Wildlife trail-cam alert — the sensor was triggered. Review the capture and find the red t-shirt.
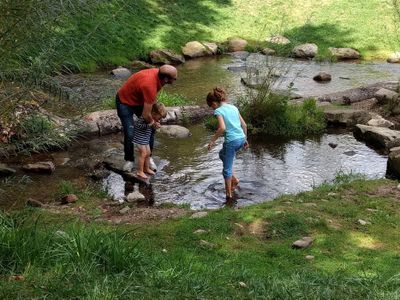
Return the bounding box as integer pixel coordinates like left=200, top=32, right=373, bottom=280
left=118, top=68, right=162, bottom=106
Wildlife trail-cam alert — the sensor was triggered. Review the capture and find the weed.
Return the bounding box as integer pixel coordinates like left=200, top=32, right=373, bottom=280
left=157, top=90, right=191, bottom=107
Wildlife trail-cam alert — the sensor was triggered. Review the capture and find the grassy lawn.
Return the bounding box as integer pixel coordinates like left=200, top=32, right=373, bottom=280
left=1, top=176, right=399, bottom=299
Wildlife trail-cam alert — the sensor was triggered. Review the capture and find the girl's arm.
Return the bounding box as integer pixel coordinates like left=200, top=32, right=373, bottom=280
left=239, top=114, right=249, bottom=150
left=208, top=115, right=225, bottom=150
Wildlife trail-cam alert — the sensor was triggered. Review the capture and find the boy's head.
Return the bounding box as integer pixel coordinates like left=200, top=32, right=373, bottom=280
left=206, top=87, right=226, bottom=108
left=152, top=103, right=167, bottom=121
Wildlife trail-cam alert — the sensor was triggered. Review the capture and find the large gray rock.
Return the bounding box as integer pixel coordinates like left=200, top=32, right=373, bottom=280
left=202, top=42, right=218, bottom=55
left=182, top=41, right=214, bottom=58
left=329, top=47, right=360, bottom=60
left=110, top=67, right=131, bottom=78
left=324, top=109, right=371, bottom=127
left=374, top=88, right=399, bottom=104
left=81, top=110, right=121, bottom=136
left=354, top=124, right=400, bottom=150
left=266, top=35, right=291, bottom=45
left=367, top=114, right=394, bottom=128
left=387, top=52, right=400, bottom=63
left=313, top=72, right=332, bottom=82
left=158, top=125, right=191, bottom=138
left=0, top=164, right=16, bottom=177
left=131, top=60, right=153, bottom=70
left=149, top=49, right=185, bottom=65
left=22, top=161, right=55, bottom=174
left=387, top=146, right=400, bottom=178
left=292, top=43, right=318, bottom=58
left=228, top=38, right=248, bottom=52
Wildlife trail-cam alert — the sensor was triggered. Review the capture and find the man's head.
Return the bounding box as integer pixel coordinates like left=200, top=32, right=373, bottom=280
left=158, top=64, right=177, bottom=85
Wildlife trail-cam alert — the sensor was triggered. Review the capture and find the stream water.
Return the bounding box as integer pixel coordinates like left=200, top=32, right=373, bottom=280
left=1, top=53, right=399, bottom=210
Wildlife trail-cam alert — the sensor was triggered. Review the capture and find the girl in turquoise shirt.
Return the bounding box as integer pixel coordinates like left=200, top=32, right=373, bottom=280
left=206, top=87, right=248, bottom=204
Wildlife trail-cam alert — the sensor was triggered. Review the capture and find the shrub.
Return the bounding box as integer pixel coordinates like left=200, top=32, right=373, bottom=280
left=237, top=90, right=325, bottom=138
left=11, top=114, right=76, bottom=154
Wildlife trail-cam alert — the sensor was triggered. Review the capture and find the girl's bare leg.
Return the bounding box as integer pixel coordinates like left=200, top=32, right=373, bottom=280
left=136, top=145, right=148, bottom=179
left=231, top=170, right=239, bottom=191
left=224, top=177, right=233, bottom=199
left=144, top=145, right=155, bottom=175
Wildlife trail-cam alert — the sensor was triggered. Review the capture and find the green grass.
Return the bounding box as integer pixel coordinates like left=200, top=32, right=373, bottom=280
left=2, top=0, right=399, bottom=77
left=157, top=90, right=191, bottom=106
left=1, top=177, right=399, bottom=299
left=10, top=114, right=77, bottom=155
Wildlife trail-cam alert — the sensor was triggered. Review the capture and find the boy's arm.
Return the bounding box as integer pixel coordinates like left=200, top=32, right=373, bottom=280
left=208, top=115, right=225, bottom=150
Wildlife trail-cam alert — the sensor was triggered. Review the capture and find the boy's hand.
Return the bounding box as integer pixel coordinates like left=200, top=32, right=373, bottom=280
left=208, top=140, right=215, bottom=151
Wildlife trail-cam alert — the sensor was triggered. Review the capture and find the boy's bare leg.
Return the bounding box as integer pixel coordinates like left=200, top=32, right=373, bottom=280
left=144, top=145, right=155, bottom=175
left=136, top=145, right=148, bottom=179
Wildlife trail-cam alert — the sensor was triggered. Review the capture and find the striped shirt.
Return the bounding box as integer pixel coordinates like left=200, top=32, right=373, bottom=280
left=133, top=117, right=152, bottom=145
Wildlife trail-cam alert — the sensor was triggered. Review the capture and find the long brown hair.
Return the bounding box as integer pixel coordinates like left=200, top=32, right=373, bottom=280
left=206, top=87, right=227, bottom=107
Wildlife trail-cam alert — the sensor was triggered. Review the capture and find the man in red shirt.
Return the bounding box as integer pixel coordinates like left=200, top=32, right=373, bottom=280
left=116, top=64, right=177, bottom=171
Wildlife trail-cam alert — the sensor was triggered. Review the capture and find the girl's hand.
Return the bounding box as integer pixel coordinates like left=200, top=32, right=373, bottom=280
left=208, top=140, right=215, bottom=151
left=243, top=140, right=249, bottom=150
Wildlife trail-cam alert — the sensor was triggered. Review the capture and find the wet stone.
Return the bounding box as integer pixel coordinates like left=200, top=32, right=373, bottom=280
left=26, top=198, right=44, bottom=208
left=22, top=161, right=55, bottom=174
left=0, top=164, right=16, bottom=177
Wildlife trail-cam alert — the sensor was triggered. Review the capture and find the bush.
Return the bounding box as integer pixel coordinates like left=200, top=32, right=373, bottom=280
left=11, top=114, right=76, bottom=154
left=237, top=92, right=325, bottom=138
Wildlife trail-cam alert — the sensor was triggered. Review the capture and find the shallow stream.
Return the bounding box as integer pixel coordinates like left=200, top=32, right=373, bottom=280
left=1, top=53, right=399, bottom=209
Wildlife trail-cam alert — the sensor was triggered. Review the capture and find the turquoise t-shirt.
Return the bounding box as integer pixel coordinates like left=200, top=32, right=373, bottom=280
left=214, top=103, right=245, bottom=143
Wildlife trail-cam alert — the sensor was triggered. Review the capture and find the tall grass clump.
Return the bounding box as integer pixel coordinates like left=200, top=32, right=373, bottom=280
left=157, top=90, right=191, bottom=107
left=237, top=68, right=325, bottom=138
left=11, top=114, right=76, bottom=154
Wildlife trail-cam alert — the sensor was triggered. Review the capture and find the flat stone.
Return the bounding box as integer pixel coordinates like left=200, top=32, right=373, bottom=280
left=119, top=206, right=131, bottom=215
left=0, top=163, right=16, bottom=177
left=158, top=125, right=191, bottom=138
left=194, top=229, right=207, bottom=234
left=199, top=239, right=216, bottom=248
left=305, top=255, right=315, bottom=260
left=149, top=49, right=185, bottom=65
left=126, top=188, right=146, bottom=202
left=374, top=88, right=398, bottom=104
left=343, top=150, right=356, bottom=156
left=190, top=211, right=208, bottom=219
left=131, top=60, right=153, bottom=70
left=22, top=161, right=55, bottom=174
left=357, top=219, right=370, bottom=226
left=292, top=237, right=313, bottom=249
left=26, top=198, right=44, bottom=208
left=354, top=124, right=400, bottom=150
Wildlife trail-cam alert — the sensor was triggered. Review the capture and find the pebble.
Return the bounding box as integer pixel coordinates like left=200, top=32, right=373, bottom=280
left=292, top=237, right=313, bottom=249
left=119, top=206, right=131, bottom=215
left=305, top=255, right=315, bottom=260
left=357, top=219, right=370, bottom=226
left=194, top=229, right=207, bottom=234
left=190, top=211, right=208, bottom=219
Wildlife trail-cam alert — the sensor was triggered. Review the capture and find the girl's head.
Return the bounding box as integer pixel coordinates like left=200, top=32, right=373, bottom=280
left=206, top=87, right=227, bottom=108
left=152, top=103, right=167, bottom=121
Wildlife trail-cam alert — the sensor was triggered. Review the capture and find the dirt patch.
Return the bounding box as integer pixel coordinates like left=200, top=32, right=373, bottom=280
left=368, top=184, right=400, bottom=199
left=45, top=202, right=190, bottom=225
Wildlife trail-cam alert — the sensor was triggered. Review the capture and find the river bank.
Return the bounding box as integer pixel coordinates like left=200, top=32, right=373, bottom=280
left=1, top=176, right=399, bottom=299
